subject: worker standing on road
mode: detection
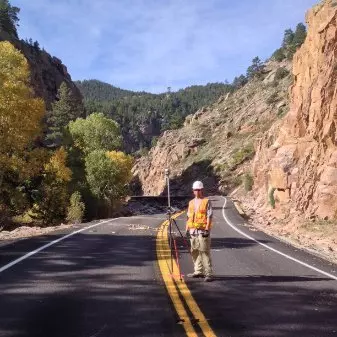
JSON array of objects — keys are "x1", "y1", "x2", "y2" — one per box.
[{"x1": 185, "y1": 181, "x2": 213, "y2": 282}]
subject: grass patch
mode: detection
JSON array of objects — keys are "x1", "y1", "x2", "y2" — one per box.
[
  {"x1": 231, "y1": 143, "x2": 255, "y2": 167},
  {"x1": 242, "y1": 173, "x2": 254, "y2": 192},
  {"x1": 301, "y1": 219, "x2": 337, "y2": 234}
]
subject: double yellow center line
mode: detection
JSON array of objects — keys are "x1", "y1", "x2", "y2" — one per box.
[{"x1": 156, "y1": 212, "x2": 217, "y2": 337}]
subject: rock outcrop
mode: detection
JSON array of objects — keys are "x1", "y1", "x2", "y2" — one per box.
[
  {"x1": 0, "y1": 32, "x2": 82, "y2": 108},
  {"x1": 133, "y1": 60, "x2": 292, "y2": 196},
  {"x1": 253, "y1": 0, "x2": 337, "y2": 220}
]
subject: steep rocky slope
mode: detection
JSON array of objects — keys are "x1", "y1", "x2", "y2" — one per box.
[
  {"x1": 0, "y1": 32, "x2": 82, "y2": 108},
  {"x1": 133, "y1": 60, "x2": 292, "y2": 196},
  {"x1": 253, "y1": 0, "x2": 337, "y2": 220}
]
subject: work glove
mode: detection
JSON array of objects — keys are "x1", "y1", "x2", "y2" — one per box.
[{"x1": 202, "y1": 230, "x2": 210, "y2": 238}]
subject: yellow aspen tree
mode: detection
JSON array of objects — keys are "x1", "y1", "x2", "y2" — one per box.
[
  {"x1": 35, "y1": 147, "x2": 72, "y2": 224},
  {"x1": 0, "y1": 41, "x2": 45, "y2": 191}
]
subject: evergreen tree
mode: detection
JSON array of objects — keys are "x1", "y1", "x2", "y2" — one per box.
[
  {"x1": 0, "y1": 0, "x2": 19, "y2": 38},
  {"x1": 232, "y1": 75, "x2": 248, "y2": 89},
  {"x1": 246, "y1": 57, "x2": 264, "y2": 79},
  {"x1": 33, "y1": 40, "x2": 40, "y2": 50},
  {"x1": 293, "y1": 23, "x2": 307, "y2": 48},
  {"x1": 272, "y1": 23, "x2": 307, "y2": 61},
  {"x1": 272, "y1": 48, "x2": 286, "y2": 62},
  {"x1": 47, "y1": 82, "x2": 85, "y2": 147},
  {"x1": 282, "y1": 29, "x2": 294, "y2": 49}
]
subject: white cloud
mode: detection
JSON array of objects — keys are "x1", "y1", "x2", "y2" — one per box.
[{"x1": 12, "y1": 0, "x2": 317, "y2": 92}]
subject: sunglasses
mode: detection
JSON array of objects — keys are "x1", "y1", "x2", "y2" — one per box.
[{"x1": 193, "y1": 189, "x2": 201, "y2": 192}]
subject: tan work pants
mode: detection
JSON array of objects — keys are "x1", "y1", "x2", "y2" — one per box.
[{"x1": 190, "y1": 234, "x2": 212, "y2": 277}]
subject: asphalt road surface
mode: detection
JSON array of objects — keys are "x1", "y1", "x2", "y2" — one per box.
[{"x1": 0, "y1": 196, "x2": 336, "y2": 337}]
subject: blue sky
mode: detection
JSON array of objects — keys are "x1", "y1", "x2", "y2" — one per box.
[{"x1": 13, "y1": 0, "x2": 317, "y2": 93}]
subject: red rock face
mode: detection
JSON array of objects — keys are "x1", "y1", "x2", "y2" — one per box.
[{"x1": 253, "y1": 0, "x2": 337, "y2": 219}]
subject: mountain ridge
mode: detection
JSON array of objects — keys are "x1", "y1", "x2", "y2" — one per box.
[{"x1": 77, "y1": 79, "x2": 232, "y2": 153}]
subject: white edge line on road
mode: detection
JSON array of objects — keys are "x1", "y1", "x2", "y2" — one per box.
[
  {"x1": 0, "y1": 218, "x2": 119, "y2": 274},
  {"x1": 221, "y1": 196, "x2": 337, "y2": 281}
]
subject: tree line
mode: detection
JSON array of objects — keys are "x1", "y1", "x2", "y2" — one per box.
[{"x1": 77, "y1": 80, "x2": 233, "y2": 153}]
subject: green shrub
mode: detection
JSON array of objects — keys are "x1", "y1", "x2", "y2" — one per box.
[
  {"x1": 232, "y1": 176, "x2": 242, "y2": 187},
  {"x1": 242, "y1": 173, "x2": 254, "y2": 192},
  {"x1": 232, "y1": 143, "x2": 255, "y2": 166},
  {"x1": 277, "y1": 107, "x2": 287, "y2": 118},
  {"x1": 272, "y1": 48, "x2": 286, "y2": 62},
  {"x1": 66, "y1": 191, "x2": 85, "y2": 224},
  {"x1": 274, "y1": 67, "x2": 290, "y2": 81},
  {"x1": 271, "y1": 80, "x2": 279, "y2": 88},
  {"x1": 268, "y1": 187, "x2": 276, "y2": 209},
  {"x1": 266, "y1": 92, "x2": 279, "y2": 105}
]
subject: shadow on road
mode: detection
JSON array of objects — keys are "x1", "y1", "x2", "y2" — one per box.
[
  {"x1": 0, "y1": 232, "x2": 180, "y2": 337},
  {"x1": 175, "y1": 236, "x2": 271, "y2": 252},
  {"x1": 184, "y1": 271, "x2": 337, "y2": 337},
  {"x1": 1, "y1": 228, "x2": 337, "y2": 337},
  {"x1": 213, "y1": 275, "x2": 332, "y2": 282}
]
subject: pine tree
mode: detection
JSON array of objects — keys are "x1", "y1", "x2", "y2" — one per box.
[
  {"x1": 47, "y1": 82, "x2": 85, "y2": 147},
  {"x1": 33, "y1": 40, "x2": 40, "y2": 50},
  {"x1": 0, "y1": 0, "x2": 20, "y2": 38},
  {"x1": 282, "y1": 29, "x2": 294, "y2": 49},
  {"x1": 293, "y1": 23, "x2": 307, "y2": 48},
  {"x1": 246, "y1": 57, "x2": 264, "y2": 79},
  {"x1": 232, "y1": 75, "x2": 248, "y2": 89},
  {"x1": 272, "y1": 48, "x2": 286, "y2": 62}
]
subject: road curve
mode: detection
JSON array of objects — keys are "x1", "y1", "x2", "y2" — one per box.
[{"x1": 0, "y1": 196, "x2": 336, "y2": 336}]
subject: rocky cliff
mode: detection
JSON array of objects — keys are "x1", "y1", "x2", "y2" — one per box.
[
  {"x1": 0, "y1": 32, "x2": 82, "y2": 108},
  {"x1": 133, "y1": 60, "x2": 292, "y2": 196},
  {"x1": 253, "y1": 0, "x2": 337, "y2": 220}
]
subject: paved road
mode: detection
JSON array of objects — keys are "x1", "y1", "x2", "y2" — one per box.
[
  {"x1": 177, "y1": 196, "x2": 337, "y2": 337},
  {"x1": 0, "y1": 196, "x2": 336, "y2": 336}
]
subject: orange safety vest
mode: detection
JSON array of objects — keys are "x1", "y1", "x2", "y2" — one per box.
[{"x1": 187, "y1": 198, "x2": 211, "y2": 230}]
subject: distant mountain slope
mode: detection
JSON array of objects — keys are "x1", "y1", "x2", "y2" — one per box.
[
  {"x1": 75, "y1": 80, "x2": 148, "y2": 101},
  {"x1": 77, "y1": 80, "x2": 232, "y2": 153}
]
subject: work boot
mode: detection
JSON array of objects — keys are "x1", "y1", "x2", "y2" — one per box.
[
  {"x1": 187, "y1": 273, "x2": 204, "y2": 278},
  {"x1": 204, "y1": 276, "x2": 213, "y2": 282}
]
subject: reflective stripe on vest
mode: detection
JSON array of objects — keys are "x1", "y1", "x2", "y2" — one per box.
[{"x1": 187, "y1": 198, "x2": 210, "y2": 229}]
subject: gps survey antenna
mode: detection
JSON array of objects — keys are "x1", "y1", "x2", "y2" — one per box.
[
  {"x1": 164, "y1": 168, "x2": 171, "y2": 210},
  {"x1": 164, "y1": 168, "x2": 190, "y2": 281},
  {"x1": 164, "y1": 168, "x2": 174, "y2": 273}
]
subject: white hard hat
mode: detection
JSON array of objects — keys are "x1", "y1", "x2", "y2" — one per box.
[{"x1": 192, "y1": 181, "x2": 204, "y2": 190}]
